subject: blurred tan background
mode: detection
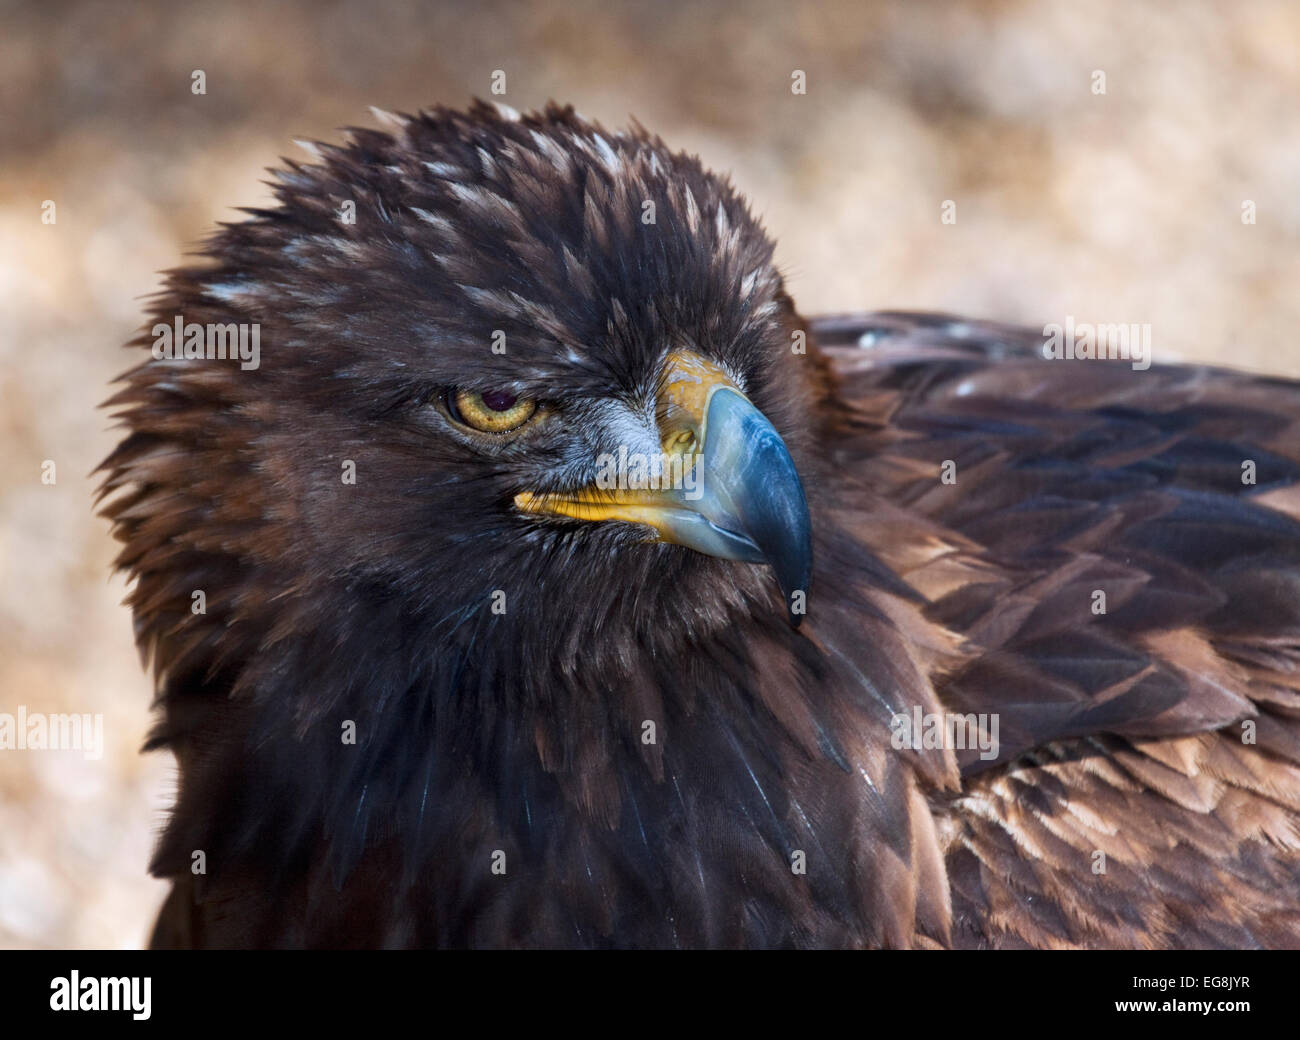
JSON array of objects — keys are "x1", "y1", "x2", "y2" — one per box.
[{"x1": 2, "y1": 0, "x2": 1299, "y2": 948}]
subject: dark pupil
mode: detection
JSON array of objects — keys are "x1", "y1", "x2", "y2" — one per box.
[{"x1": 480, "y1": 389, "x2": 518, "y2": 412}]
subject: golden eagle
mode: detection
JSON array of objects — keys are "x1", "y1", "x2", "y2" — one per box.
[{"x1": 99, "y1": 102, "x2": 1300, "y2": 948}]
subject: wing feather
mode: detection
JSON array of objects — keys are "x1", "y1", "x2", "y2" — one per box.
[{"x1": 817, "y1": 311, "x2": 1300, "y2": 947}]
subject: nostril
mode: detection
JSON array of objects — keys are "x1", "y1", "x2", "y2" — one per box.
[{"x1": 662, "y1": 429, "x2": 698, "y2": 456}]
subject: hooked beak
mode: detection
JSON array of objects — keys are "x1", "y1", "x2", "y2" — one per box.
[{"x1": 514, "y1": 351, "x2": 812, "y2": 625}]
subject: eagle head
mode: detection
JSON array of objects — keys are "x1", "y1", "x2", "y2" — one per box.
[{"x1": 104, "y1": 102, "x2": 824, "y2": 687}]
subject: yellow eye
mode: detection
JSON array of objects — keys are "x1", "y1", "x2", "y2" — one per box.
[{"x1": 449, "y1": 388, "x2": 538, "y2": 433}]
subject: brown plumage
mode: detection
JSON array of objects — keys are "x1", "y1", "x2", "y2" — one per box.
[{"x1": 99, "y1": 102, "x2": 1300, "y2": 948}]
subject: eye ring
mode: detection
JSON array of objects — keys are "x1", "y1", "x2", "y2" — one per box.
[{"x1": 447, "y1": 388, "x2": 539, "y2": 434}]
